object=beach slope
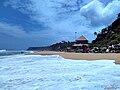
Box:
[29,51,120,64]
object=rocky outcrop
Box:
[92,14,120,46]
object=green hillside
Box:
[92,14,120,46]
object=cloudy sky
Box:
[0,0,120,50]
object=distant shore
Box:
[29,51,120,64]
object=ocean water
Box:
[0,55,120,90]
[0,50,31,56]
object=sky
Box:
[0,0,120,50]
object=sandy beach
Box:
[29,51,120,64]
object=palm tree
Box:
[94,32,97,36]
[117,13,120,18]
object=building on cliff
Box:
[73,35,88,47]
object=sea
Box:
[0,50,120,90]
[0,50,33,56]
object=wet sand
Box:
[29,51,120,64]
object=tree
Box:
[117,13,120,18]
[94,32,97,36]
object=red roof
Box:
[76,35,87,41]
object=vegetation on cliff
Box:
[92,13,120,46]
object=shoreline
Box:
[29,51,120,64]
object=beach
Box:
[30,51,120,64]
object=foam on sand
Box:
[0,55,120,90]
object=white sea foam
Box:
[0,55,120,90]
[0,50,6,52]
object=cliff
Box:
[92,14,120,46]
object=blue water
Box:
[0,50,30,56]
[0,55,120,90]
